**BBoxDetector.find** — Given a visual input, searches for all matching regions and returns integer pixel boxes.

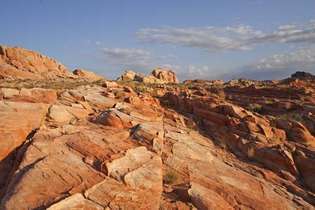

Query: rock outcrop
[117,68,179,84]
[0,45,72,80]
[151,67,179,83]
[73,68,104,81]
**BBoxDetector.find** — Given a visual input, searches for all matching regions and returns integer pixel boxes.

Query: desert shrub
[279,112,304,123]
[163,170,178,184]
[264,99,274,105]
[134,85,150,93]
[247,103,263,113]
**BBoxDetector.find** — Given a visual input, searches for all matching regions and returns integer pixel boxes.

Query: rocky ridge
[0,47,315,210]
[0,45,104,81]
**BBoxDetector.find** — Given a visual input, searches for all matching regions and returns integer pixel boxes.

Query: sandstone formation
[73,68,104,81]
[151,67,179,83]
[0,45,72,80]
[0,46,315,210]
[118,68,179,84]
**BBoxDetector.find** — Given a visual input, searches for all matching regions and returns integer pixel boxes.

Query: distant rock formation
[117,68,178,84]
[291,71,315,80]
[151,68,178,83]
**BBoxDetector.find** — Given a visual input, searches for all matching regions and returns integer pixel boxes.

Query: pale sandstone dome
[73,68,104,81]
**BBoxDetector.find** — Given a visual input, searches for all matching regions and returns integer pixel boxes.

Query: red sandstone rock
[0,101,49,161]
[73,68,104,81]
[0,45,72,80]
[151,67,179,83]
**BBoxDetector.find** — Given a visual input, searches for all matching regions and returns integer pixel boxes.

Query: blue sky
[1,0,315,80]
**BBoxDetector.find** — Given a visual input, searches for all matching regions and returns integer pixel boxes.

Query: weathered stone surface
[0,88,19,98]
[85,178,161,210]
[0,129,106,210]
[47,193,103,210]
[0,101,48,161]
[117,70,137,81]
[276,119,315,146]
[94,109,132,128]
[132,122,164,153]
[188,182,234,210]
[0,45,72,80]
[73,68,104,81]
[48,105,75,123]
[106,147,156,180]
[0,88,58,103]
[117,68,179,84]
[151,67,179,83]
[19,88,58,104]
[294,149,315,193]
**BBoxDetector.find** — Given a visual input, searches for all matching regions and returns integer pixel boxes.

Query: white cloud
[254,20,315,44]
[137,25,264,51]
[137,20,315,52]
[102,48,153,69]
[252,47,315,71]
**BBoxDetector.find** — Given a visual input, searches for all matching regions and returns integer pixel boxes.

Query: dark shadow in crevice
[0,128,39,201]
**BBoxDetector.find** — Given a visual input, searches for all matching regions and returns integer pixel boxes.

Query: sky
[1,0,315,80]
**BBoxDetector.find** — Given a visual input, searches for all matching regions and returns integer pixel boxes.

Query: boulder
[132,122,164,153]
[276,119,315,146]
[117,68,179,84]
[48,105,75,123]
[151,67,179,83]
[94,110,125,128]
[73,68,104,81]
[117,70,137,81]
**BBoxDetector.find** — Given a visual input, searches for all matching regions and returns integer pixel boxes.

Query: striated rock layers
[0,45,72,80]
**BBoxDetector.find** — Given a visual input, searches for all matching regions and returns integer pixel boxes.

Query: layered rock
[117,68,179,84]
[0,45,72,80]
[0,101,49,161]
[151,67,178,83]
[73,68,104,81]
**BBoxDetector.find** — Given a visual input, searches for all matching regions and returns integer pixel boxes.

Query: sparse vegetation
[264,99,274,105]
[247,103,263,113]
[0,78,106,90]
[279,112,304,123]
[163,170,178,184]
